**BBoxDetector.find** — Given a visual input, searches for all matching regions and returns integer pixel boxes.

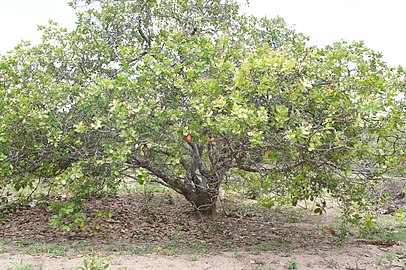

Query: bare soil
[0,192,405,269]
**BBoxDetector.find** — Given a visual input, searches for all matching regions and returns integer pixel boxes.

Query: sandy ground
[1,243,405,270]
[1,192,405,269]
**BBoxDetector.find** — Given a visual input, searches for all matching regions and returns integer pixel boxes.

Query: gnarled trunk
[137,140,230,214]
[176,141,228,214]
[183,186,219,215]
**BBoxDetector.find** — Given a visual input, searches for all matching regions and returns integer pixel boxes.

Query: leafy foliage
[0,0,405,225]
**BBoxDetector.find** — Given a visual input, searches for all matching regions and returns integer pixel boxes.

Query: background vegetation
[0,0,405,229]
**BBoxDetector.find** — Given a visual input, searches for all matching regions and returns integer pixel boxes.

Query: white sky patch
[0,0,405,68]
[0,0,76,54]
[239,0,406,67]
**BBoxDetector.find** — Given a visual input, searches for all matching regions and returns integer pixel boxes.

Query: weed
[324,222,354,246]
[170,229,181,246]
[69,241,89,254]
[251,239,286,253]
[208,220,224,235]
[26,243,69,256]
[130,245,143,254]
[106,241,126,252]
[385,252,396,262]
[375,251,397,267]
[137,232,149,240]
[394,247,406,256]
[300,231,310,242]
[144,242,153,253]
[232,250,242,258]
[361,225,406,244]
[190,255,199,261]
[7,260,43,270]
[189,243,210,254]
[0,240,10,253]
[288,258,298,270]
[288,212,300,223]
[3,239,12,245]
[15,237,30,248]
[345,263,366,270]
[75,257,110,270]
[361,211,406,244]
[326,260,338,269]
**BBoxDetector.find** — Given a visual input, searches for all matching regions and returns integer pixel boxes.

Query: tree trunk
[183,187,219,215]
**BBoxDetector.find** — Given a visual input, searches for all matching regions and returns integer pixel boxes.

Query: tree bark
[183,186,219,215]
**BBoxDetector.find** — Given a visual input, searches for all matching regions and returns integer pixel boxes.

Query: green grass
[9,238,71,256]
[6,240,93,258]
[74,257,110,270]
[158,241,211,256]
[25,242,70,256]
[374,251,399,268]
[104,242,127,253]
[232,250,242,258]
[288,258,298,270]
[249,236,289,254]
[189,255,199,261]
[363,228,406,243]
[360,213,406,243]
[0,240,10,253]
[6,260,43,270]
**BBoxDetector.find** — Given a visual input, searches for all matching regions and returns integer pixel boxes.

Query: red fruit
[210,137,216,143]
[186,135,192,142]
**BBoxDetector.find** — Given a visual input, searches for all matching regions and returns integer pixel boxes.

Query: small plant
[190,255,199,261]
[26,242,70,256]
[394,247,406,256]
[7,260,39,270]
[106,242,126,252]
[288,212,300,223]
[375,251,397,268]
[189,243,210,254]
[345,264,366,270]
[0,240,10,252]
[131,245,143,254]
[251,239,285,253]
[49,200,88,232]
[326,260,338,269]
[15,237,30,248]
[144,242,153,253]
[75,257,110,270]
[394,208,405,223]
[170,228,185,247]
[139,232,149,240]
[233,250,242,258]
[288,258,298,270]
[209,221,224,234]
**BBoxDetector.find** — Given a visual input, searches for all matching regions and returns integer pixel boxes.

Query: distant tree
[0,0,405,225]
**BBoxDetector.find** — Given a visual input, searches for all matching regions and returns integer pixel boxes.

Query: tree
[0,0,405,222]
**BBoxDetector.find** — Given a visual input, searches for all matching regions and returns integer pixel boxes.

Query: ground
[0,191,405,270]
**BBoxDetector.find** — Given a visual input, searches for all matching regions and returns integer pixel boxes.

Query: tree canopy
[1,0,405,228]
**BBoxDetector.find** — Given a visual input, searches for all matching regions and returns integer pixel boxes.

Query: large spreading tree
[1,0,405,224]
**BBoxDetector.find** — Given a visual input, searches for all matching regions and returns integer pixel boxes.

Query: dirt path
[1,243,405,270]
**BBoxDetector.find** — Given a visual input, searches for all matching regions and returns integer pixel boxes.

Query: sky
[0,0,405,67]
